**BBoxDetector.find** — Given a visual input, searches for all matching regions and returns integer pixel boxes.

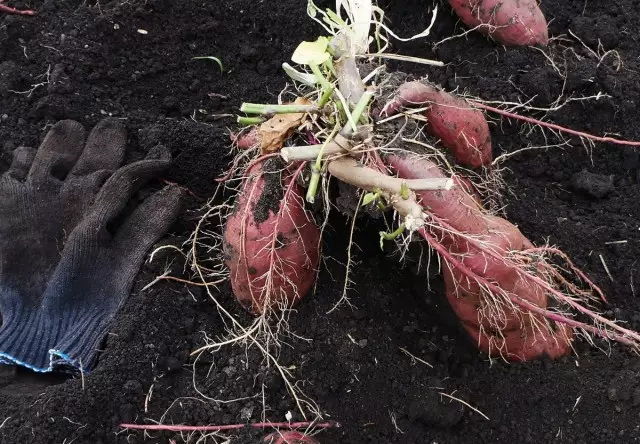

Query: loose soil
[1,0,640,443]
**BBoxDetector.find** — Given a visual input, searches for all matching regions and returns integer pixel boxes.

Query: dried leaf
[258,97,310,154]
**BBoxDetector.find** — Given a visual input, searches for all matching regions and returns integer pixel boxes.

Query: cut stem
[240,103,318,116]
[237,116,265,126]
[281,143,345,162]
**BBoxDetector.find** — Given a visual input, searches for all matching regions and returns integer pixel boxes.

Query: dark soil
[2,0,640,443]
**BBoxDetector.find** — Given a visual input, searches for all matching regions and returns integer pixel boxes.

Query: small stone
[158,356,182,374]
[189,79,201,92]
[119,404,135,423]
[47,63,72,95]
[123,379,143,394]
[240,405,254,421]
[570,169,615,199]
[0,61,20,97]
[222,366,236,377]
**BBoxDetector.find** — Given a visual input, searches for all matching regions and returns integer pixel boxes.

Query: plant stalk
[306,125,340,204]
[240,103,318,116]
[237,116,265,126]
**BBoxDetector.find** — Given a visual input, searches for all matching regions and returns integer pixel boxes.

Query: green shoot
[400,182,409,200]
[318,85,335,108]
[192,56,224,73]
[306,125,339,204]
[362,191,378,207]
[379,223,406,250]
[308,63,333,92]
[362,188,383,207]
[350,90,374,125]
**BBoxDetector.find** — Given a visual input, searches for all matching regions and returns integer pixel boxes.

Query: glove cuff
[50,310,110,373]
[0,301,60,372]
[0,298,106,374]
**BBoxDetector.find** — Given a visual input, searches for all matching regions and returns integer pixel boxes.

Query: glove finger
[28,120,87,183]
[90,144,172,225]
[70,118,127,176]
[6,146,37,181]
[113,185,185,259]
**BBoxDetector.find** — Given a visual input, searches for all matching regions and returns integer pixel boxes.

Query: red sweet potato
[381,81,492,169]
[231,128,259,150]
[262,431,320,444]
[448,0,548,46]
[386,153,572,361]
[223,159,321,315]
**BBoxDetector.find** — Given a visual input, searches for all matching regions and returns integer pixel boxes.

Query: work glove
[0,119,184,373]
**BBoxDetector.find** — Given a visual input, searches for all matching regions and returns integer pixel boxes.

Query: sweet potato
[385,152,572,361]
[448,0,548,46]
[223,158,321,315]
[262,431,320,444]
[381,81,492,169]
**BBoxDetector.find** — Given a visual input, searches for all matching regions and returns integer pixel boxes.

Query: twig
[599,254,614,282]
[399,347,433,368]
[438,392,490,421]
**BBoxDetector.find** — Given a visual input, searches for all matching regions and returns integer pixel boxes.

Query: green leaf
[291,37,331,66]
[361,192,377,206]
[192,56,224,73]
[325,8,346,27]
[282,63,317,85]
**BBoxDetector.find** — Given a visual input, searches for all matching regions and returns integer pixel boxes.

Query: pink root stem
[120,420,340,432]
[524,246,607,303]
[0,1,34,15]
[419,227,640,348]
[471,101,640,147]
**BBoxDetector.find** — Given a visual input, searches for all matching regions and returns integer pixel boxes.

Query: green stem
[318,86,335,108]
[240,103,317,115]
[306,125,340,204]
[237,116,265,126]
[309,63,335,110]
[379,223,406,250]
[350,90,374,126]
[309,63,333,92]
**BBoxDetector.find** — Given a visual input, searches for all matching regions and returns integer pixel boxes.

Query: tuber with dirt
[222,158,321,315]
[447,0,549,46]
[181,0,640,429]
[215,0,640,363]
[381,80,493,169]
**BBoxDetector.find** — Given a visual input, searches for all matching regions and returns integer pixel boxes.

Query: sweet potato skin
[382,81,492,169]
[223,160,321,314]
[448,0,549,46]
[386,153,572,361]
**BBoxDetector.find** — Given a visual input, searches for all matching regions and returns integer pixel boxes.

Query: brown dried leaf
[258,97,310,154]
